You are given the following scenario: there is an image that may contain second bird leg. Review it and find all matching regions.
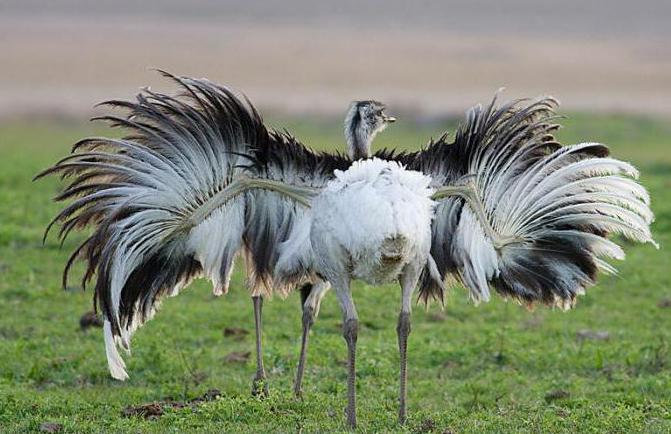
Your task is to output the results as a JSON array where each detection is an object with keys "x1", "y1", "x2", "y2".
[
  {"x1": 334, "y1": 281, "x2": 358, "y2": 429},
  {"x1": 295, "y1": 280, "x2": 330, "y2": 397},
  {"x1": 397, "y1": 267, "x2": 418, "y2": 425},
  {"x1": 251, "y1": 295, "x2": 269, "y2": 397},
  {"x1": 397, "y1": 311, "x2": 411, "y2": 424}
]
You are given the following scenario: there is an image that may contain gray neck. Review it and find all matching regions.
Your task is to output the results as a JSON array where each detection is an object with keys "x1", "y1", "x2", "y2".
[
  {"x1": 347, "y1": 131, "x2": 373, "y2": 160},
  {"x1": 344, "y1": 103, "x2": 374, "y2": 160}
]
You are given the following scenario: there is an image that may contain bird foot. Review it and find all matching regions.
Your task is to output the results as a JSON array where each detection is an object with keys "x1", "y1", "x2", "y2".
[
  {"x1": 251, "y1": 375, "x2": 269, "y2": 398},
  {"x1": 345, "y1": 407, "x2": 357, "y2": 430}
]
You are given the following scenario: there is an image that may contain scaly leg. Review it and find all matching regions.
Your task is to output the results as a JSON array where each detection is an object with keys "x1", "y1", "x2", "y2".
[
  {"x1": 294, "y1": 280, "x2": 331, "y2": 397},
  {"x1": 333, "y1": 280, "x2": 358, "y2": 429},
  {"x1": 397, "y1": 266, "x2": 419, "y2": 425},
  {"x1": 251, "y1": 295, "x2": 269, "y2": 397}
]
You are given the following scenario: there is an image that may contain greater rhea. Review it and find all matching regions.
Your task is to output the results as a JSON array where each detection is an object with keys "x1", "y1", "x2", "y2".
[
  {"x1": 37, "y1": 72, "x2": 656, "y2": 429},
  {"x1": 293, "y1": 99, "x2": 394, "y2": 398}
]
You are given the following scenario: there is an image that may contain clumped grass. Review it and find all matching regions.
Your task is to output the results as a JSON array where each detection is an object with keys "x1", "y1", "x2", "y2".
[{"x1": 0, "y1": 114, "x2": 669, "y2": 433}]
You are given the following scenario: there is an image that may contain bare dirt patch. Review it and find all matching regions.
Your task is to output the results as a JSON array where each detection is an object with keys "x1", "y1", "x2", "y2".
[{"x1": 122, "y1": 389, "x2": 222, "y2": 420}]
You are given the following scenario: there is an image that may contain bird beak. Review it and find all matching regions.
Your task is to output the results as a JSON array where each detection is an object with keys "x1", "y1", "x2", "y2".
[{"x1": 384, "y1": 115, "x2": 397, "y2": 123}]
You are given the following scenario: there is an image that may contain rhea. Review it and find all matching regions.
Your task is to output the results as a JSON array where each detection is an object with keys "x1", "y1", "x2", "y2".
[
  {"x1": 293, "y1": 99, "x2": 395, "y2": 398},
  {"x1": 37, "y1": 72, "x2": 656, "y2": 429}
]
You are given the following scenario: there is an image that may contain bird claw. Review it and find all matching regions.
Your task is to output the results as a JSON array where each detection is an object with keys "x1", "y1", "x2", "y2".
[
  {"x1": 345, "y1": 406, "x2": 357, "y2": 430},
  {"x1": 251, "y1": 376, "x2": 269, "y2": 398}
]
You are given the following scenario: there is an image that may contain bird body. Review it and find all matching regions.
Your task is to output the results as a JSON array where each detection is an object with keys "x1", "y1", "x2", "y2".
[
  {"x1": 287, "y1": 158, "x2": 434, "y2": 286},
  {"x1": 36, "y1": 73, "x2": 656, "y2": 429}
]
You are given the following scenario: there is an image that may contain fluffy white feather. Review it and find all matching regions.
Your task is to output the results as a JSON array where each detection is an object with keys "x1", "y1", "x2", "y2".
[{"x1": 304, "y1": 158, "x2": 435, "y2": 285}]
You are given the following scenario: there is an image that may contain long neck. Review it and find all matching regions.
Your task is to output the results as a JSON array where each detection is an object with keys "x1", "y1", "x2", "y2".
[
  {"x1": 347, "y1": 130, "x2": 372, "y2": 160},
  {"x1": 344, "y1": 105, "x2": 373, "y2": 160}
]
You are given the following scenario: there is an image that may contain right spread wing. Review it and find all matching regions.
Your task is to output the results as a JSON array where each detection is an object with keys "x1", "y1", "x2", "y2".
[{"x1": 387, "y1": 96, "x2": 655, "y2": 308}]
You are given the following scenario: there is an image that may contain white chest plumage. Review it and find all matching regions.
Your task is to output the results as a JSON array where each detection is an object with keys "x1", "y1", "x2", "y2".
[{"x1": 308, "y1": 158, "x2": 435, "y2": 284}]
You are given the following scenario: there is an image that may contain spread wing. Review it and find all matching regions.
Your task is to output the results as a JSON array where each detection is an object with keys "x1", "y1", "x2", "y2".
[
  {"x1": 395, "y1": 95, "x2": 656, "y2": 307},
  {"x1": 36, "y1": 72, "x2": 348, "y2": 379}
]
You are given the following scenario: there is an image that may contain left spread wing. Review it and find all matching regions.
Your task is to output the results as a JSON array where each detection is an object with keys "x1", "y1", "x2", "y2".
[{"x1": 36, "y1": 72, "x2": 348, "y2": 379}]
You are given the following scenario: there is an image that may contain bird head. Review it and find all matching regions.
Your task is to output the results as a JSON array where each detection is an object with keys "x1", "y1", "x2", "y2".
[{"x1": 344, "y1": 100, "x2": 396, "y2": 160}]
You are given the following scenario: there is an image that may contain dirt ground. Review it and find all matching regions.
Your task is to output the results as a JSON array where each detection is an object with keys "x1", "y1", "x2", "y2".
[{"x1": 1, "y1": 0, "x2": 670, "y2": 118}]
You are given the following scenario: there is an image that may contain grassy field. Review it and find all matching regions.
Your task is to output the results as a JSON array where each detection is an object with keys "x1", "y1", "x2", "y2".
[{"x1": 0, "y1": 112, "x2": 670, "y2": 433}]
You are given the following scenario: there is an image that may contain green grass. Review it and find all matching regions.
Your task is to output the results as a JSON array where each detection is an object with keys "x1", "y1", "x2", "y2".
[{"x1": 0, "y1": 113, "x2": 670, "y2": 433}]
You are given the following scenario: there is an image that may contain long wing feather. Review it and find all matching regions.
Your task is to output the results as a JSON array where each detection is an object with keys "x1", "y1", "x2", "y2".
[
  {"x1": 36, "y1": 72, "x2": 347, "y2": 380},
  {"x1": 409, "y1": 95, "x2": 656, "y2": 307}
]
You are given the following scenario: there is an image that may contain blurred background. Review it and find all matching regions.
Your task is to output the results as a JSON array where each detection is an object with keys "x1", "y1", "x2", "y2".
[
  {"x1": 1, "y1": 0, "x2": 670, "y2": 120},
  {"x1": 1, "y1": 2, "x2": 670, "y2": 432}
]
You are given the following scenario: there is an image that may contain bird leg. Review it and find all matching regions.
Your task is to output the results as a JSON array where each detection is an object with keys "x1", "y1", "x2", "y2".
[
  {"x1": 294, "y1": 280, "x2": 331, "y2": 397},
  {"x1": 251, "y1": 295, "x2": 269, "y2": 397},
  {"x1": 294, "y1": 303, "x2": 314, "y2": 398},
  {"x1": 397, "y1": 267, "x2": 418, "y2": 425},
  {"x1": 334, "y1": 281, "x2": 358, "y2": 429},
  {"x1": 343, "y1": 318, "x2": 358, "y2": 429},
  {"x1": 397, "y1": 311, "x2": 411, "y2": 424}
]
